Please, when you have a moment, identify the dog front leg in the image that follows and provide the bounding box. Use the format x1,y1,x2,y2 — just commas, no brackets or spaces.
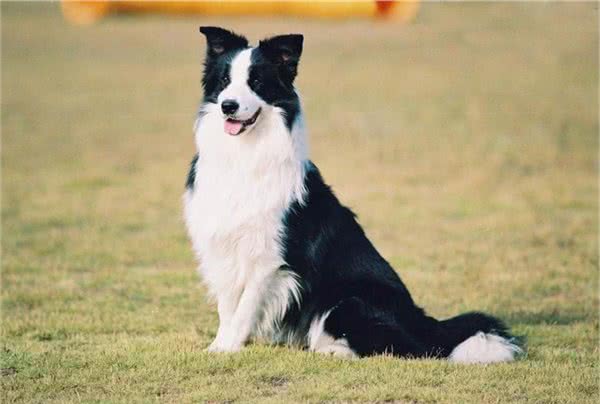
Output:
209,279,265,352
207,293,240,352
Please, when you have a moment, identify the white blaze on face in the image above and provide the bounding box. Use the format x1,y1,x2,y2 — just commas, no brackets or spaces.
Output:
218,49,263,123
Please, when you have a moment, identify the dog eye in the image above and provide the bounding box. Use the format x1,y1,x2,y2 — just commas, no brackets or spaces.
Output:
251,78,261,87
220,76,230,87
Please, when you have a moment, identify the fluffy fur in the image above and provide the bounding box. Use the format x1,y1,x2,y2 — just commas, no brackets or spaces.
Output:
183,26,524,363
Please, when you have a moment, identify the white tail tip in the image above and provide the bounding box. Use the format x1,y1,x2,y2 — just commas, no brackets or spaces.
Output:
449,332,523,364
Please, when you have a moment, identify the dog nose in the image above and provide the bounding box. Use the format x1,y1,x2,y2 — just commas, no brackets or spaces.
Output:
221,100,239,115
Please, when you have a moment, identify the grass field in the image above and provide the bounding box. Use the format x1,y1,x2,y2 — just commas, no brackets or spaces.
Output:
1,2,598,403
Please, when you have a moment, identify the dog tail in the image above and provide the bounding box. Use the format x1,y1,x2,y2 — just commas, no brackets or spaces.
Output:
432,311,524,364
317,296,523,363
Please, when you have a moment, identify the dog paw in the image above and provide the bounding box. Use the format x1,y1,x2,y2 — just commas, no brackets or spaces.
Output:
206,339,242,353
315,340,358,359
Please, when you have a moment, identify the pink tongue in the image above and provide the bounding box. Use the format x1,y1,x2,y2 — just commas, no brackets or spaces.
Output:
224,120,243,136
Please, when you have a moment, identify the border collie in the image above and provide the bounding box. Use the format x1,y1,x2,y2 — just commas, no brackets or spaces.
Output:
184,27,523,363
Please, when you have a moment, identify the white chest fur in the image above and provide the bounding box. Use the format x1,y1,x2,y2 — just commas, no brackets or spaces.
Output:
184,103,307,346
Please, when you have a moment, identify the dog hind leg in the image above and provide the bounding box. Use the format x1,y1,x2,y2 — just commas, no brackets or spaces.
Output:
313,297,429,358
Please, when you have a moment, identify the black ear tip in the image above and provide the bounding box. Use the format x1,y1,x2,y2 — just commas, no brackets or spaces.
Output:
286,34,304,50
291,34,304,51
199,26,215,35
199,26,228,36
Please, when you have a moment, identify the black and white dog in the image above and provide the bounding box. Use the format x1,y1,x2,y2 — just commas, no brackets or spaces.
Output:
184,27,523,363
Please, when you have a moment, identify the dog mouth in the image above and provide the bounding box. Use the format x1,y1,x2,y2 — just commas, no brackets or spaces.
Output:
224,109,261,136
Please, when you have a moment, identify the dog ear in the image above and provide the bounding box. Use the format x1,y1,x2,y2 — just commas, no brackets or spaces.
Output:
259,34,304,83
199,26,248,58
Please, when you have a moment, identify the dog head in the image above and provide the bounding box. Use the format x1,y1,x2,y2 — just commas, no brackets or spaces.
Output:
199,26,303,136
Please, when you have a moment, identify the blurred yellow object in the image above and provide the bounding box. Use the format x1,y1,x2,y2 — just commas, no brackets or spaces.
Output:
61,1,420,25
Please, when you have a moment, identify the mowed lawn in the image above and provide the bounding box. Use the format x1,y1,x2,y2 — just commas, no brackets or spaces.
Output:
2,2,598,403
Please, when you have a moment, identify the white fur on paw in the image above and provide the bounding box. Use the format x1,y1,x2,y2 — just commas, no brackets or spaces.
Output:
206,339,242,353
315,339,358,359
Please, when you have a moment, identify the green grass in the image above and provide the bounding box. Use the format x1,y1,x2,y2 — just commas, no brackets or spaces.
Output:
1,2,598,403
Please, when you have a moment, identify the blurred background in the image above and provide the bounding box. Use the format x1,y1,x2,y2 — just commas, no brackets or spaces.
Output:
2,2,598,402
